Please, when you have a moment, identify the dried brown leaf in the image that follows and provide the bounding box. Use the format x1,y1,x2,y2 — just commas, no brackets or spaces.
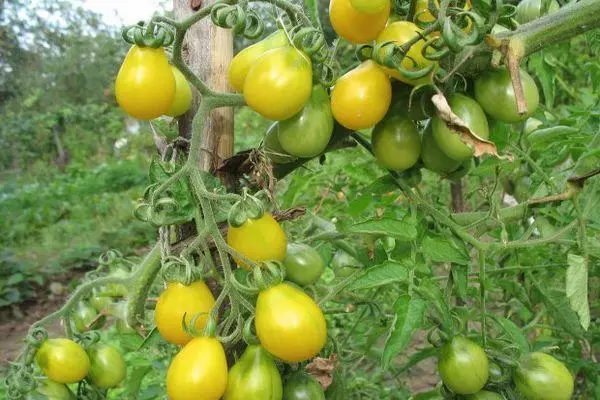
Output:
306,354,339,390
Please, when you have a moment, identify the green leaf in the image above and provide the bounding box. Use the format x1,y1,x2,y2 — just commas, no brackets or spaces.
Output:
566,254,590,331
487,314,530,355
382,295,426,369
422,235,470,265
526,126,579,147
451,265,468,301
348,260,410,290
347,217,417,242
302,0,322,30
123,364,152,399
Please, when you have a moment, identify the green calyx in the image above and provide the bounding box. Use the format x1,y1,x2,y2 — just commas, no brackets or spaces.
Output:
228,190,266,228
122,21,174,48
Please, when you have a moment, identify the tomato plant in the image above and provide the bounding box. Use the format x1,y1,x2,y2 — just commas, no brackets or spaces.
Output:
329,0,391,44
283,243,326,286
438,336,489,395
224,345,283,400
86,344,126,389
514,352,574,400
35,339,90,384
371,115,421,172
282,372,326,400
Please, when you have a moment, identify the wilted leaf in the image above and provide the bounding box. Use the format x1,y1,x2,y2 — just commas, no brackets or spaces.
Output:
566,254,590,330
306,354,338,390
382,295,426,369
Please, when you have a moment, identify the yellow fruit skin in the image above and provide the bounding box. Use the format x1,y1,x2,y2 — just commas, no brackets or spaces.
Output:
166,66,193,117
35,339,91,384
329,0,391,44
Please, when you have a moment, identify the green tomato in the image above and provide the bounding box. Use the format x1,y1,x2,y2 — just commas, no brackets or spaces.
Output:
25,379,76,400
389,82,434,121
372,115,421,171
466,390,504,400
283,243,326,286
438,336,489,395
421,123,461,174
487,362,507,384
278,85,334,158
516,0,560,24
103,267,129,297
89,289,112,312
432,93,490,162
71,302,99,333
350,0,390,14
283,373,325,400
514,352,573,400
264,123,298,164
330,250,362,278
87,344,127,389
224,345,283,400
474,67,540,123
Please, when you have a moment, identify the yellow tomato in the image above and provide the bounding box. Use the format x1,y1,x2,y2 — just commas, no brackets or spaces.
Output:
115,45,175,120
166,66,193,117
256,283,327,362
329,0,391,44
228,30,289,92
331,61,392,130
154,280,216,346
376,21,437,86
227,213,287,269
414,0,473,33
35,339,90,384
350,0,390,14
244,46,313,121
166,337,228,400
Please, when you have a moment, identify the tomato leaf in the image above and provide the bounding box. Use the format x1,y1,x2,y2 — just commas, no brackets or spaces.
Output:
487,314,530,355
382,295,426,369
122,364,152,399
422,235,470,265
347,217,417,242
566,253,590,331
348,260,410,290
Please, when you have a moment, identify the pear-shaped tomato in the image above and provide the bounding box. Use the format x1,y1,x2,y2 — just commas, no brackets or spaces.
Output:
115,45,175,120
329,0,391,44
256,283,327,363
71,302,99,333
438,336,489,395
331,61,392,130
432,93,490,162
421,123,461,174
167,66,193,117
264,123,298,164
514,352,573,400
87,344,126,389
244,47,312,121
35,339,90,384
283,243,326,286
376,21,437,86
283,373,325,400
277,85,334,158
350,0,390,14
154,280,216,346
372,115,421,171
229,30,289,92
224,345,283,400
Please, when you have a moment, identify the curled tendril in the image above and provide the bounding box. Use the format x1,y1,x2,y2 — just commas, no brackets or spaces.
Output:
26,326,48,347
210,4,265,39
242,316,260,345
292,27,327,62
76,331,101,348
121,22,174,48
161,255,197,285
358,41,436,81
218,314,244,345
98,249,124,267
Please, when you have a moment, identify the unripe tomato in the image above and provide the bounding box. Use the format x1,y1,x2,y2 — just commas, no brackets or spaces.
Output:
154,280,216,345
331,250,362,278
115,45,175,120
26,379,75,400
514,352,573,400
89,289,112,312
474,67,540,123
224,345,283,400
432,93,490,162
421,123,461,174
277,85,334,158
283,243,326,286
372,115,421,172
104,266,129,297
256,283,327,362
516,0,560,24
438,336,489,395
389,83,434,121
466,390,504,400
167,337,228,400
71,302,98,333
329,0,391,44
376,21,437,86
264,123,298,164
283,373,326,400
166,66,193,117
350,0,390,14
227,213,287,269
35,339,90,384
244,47,313,121
87,344,126,389
228,30,289,92
331,61,392,130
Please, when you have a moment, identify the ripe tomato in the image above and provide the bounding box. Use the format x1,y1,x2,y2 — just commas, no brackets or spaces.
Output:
331,61,392,130
371,115,421,172
264,123,298,164
71,302,99,333
155,280,216,345
516,0,560,24
283,373,326,400
167,337,228,400
277,85,334,158
115,45,175,120
283,243,326,286
414,0,472,32
421,123,461,174
438,336,489,395
466,390,503,400
166,66,193,117
228,30,288,92
350,0,390,14
474,67,540,123
26,379,75,400
256,283,327,362
329,0,390,44
224,345,282,400
432,93,490,162
35,339,90,384
514,352,573,400
87,344,126,389
376,21,437,86
244,47,313,121
227,212,287,269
